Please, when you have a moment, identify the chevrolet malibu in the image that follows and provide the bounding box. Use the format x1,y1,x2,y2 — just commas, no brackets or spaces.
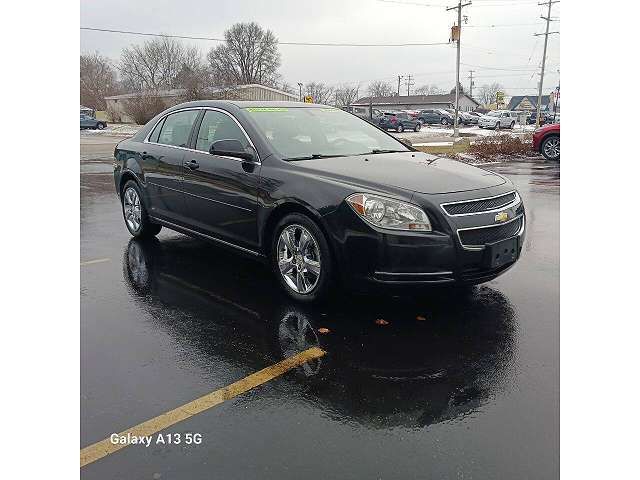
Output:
113,101,525,302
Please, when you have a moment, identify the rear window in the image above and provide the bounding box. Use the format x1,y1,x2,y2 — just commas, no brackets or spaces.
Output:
157,110,199,148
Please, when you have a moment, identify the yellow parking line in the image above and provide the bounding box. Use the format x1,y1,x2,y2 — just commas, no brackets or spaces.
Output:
80,258,110,266
80,346,326,468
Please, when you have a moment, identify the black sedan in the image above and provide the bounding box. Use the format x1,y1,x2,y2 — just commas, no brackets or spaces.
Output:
113,101,525,301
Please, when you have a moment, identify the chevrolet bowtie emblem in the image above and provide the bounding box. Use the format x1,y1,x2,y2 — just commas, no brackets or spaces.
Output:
495,212,509,223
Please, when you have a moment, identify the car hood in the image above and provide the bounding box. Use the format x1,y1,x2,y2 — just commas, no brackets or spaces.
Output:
293,152,505,194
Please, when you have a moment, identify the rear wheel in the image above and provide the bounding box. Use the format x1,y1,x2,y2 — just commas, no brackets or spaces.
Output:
541,135,560,160
272,213,333,302
396,124,404,133
121,180,162,238
97,123,105,130
414,123,421,132
441,118,448,125
495,122,501,130
510,121,515,129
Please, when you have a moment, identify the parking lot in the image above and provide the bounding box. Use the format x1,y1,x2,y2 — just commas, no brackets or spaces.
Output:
81,134,559,479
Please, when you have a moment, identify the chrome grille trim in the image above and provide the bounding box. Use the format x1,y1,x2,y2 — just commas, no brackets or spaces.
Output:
456,214,525,251
441,191,520,217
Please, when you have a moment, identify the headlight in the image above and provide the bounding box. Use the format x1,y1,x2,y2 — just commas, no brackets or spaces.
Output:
346,193,432,231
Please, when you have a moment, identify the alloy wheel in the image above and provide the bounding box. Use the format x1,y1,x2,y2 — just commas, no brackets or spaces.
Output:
123,187,142,232
543,137,560,159
277,224,321,295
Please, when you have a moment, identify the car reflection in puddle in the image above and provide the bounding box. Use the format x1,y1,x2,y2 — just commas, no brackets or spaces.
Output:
123,236,517,429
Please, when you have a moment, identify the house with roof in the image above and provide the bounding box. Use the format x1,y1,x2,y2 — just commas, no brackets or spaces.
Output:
105,84,298,123
507,95,555,112
350,93,480,116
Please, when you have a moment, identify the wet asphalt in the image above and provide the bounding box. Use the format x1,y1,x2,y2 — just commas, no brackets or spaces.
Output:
81,134,560,480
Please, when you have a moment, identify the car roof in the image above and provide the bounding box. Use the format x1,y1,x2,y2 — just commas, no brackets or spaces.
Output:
167,100,331,110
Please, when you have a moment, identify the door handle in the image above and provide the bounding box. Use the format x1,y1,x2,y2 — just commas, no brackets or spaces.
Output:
185,159,199,170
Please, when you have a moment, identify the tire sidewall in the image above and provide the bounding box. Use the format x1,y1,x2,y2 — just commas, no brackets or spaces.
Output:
414,123,421,132
541,136,560,160
397,124,404,132
271,213,333,303
121,180,160,238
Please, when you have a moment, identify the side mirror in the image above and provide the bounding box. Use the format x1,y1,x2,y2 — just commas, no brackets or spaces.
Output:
209,139,257,162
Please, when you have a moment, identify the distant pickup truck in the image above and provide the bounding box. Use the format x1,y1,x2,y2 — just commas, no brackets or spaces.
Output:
80,114,107,130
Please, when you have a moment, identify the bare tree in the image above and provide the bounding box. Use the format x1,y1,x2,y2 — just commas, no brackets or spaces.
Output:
122,93,167,125
367,80,395,98
449,82,466,95
207,22,281,87
414,84,444,95
334,84,360,107
176,65,213,101
477,83,505,106
119,37,203,91
80,52,119,110
304,82,334,105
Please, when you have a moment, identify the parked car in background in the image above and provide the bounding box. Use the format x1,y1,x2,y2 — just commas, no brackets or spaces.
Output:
532,123,560,161
478,110,518,129
379,111,421,132
466,111,482,124
417,109,452,126
526,111,559,125
80,114,107,130
401,110,420,120
445,109,472,126
114,100,525,301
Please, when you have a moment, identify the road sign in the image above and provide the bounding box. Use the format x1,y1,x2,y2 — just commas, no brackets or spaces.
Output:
304,96,313,103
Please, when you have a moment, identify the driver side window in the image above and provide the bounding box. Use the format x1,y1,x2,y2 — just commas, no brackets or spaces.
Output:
195,110,249,153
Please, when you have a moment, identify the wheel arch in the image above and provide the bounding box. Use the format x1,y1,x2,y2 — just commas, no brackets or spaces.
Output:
261,201,337,261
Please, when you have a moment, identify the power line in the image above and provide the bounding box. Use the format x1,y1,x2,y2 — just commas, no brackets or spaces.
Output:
80,27,450,47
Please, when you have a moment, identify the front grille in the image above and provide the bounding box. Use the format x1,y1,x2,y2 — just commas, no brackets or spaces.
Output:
458,216,523,247
443,192,517,215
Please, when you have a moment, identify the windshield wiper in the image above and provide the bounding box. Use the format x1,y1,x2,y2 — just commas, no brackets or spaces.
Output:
365,149,407,154
284,154,345,161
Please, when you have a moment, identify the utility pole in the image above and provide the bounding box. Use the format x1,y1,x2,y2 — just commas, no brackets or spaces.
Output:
468,70,475,99
297,82,303,102
404,74,414,96
447,0,472,137
534,0,559,127
397,75,403,96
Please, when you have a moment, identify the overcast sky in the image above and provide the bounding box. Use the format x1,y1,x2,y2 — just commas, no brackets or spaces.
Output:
80,0,560,96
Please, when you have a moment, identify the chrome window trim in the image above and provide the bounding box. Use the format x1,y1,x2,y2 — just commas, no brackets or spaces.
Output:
456,213,525,251
440,190,520,217
143,106,261,164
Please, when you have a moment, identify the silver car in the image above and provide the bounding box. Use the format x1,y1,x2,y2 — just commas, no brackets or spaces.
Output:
478,110,518,129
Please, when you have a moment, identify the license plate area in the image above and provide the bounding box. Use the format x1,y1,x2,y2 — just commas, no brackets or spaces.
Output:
485,236,518,269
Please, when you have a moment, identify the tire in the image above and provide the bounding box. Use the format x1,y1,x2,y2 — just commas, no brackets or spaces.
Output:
414,123,421,132
510,121,515,129
495,122,501,130
97,123,105,130
541,135,560,161
441,118,448,125
121,180,162,238
271,213,333,302
396,124,404,133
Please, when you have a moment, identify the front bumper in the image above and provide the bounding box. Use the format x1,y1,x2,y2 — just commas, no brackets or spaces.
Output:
322,188,525,290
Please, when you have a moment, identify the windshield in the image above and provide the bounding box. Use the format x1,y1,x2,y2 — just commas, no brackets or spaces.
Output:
487,111,501,117
245,107,409,159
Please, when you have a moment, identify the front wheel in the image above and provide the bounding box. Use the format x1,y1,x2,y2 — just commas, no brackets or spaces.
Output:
121,180,162,238
97,123,105,130
541,135,560,161
396,124,404,133
272,214,333,302
414,123,421,132
441,118,448,125
495,122,501,130
510,121,515,129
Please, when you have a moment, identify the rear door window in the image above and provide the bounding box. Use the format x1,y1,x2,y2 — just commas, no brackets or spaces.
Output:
157,110,199,148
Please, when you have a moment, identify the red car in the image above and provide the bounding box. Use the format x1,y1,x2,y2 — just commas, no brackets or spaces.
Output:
532,123,560,160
